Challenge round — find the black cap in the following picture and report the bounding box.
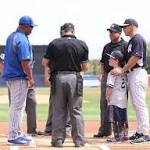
[120,18,138,28]
[106,50,124,62]
[61,23,74,31]
[107,23,122,32]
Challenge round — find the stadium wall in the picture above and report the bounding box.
[0,45,47,86]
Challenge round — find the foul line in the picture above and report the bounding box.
[10,146,19,150]
[99,144,110,150]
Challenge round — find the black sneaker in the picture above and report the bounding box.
[129,132,143,140]
[35,130,51,136]
[27,131,45,136]
[44,130,52,136]
[130,135,150,144]
[93,132,110,138]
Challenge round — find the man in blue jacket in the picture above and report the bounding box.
[3,16,36,145]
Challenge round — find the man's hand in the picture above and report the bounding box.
[106,96,110,102]
[42,58,50,86]
[44,77,50,86]
[111,67,123,76]
[28,78,35,88]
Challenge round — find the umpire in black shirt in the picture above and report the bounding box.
[42,23,89,147]
[94,23,128,138]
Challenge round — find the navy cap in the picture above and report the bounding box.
[106,50,124,62]
[19,16,37,27]
[60,25,64,31]
[107,23,122,33]
[120,18,138,28]
[61,23,74,30]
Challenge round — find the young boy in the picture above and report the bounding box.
[106,50,128,142]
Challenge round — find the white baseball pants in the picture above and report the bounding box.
[127,68,149,135]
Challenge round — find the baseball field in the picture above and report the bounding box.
[0,87,150,149]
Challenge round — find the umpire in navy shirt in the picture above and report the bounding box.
[42,23,89,147]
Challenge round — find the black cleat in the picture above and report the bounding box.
[93,132,110,138]
[130,135,150,144]
[129,132,143,140]
[27,130,46,136]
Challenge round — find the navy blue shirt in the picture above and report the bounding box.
[3,29,33,81]
[125,34,147,68]
[44,35,89,73]
[101,39,128,73]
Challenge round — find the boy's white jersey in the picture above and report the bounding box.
[107,72,127,108]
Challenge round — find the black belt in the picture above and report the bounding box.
[126,66,144,73]
[54,71,80,75]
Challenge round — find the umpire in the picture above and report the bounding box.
[41,26,72,136]
[42,23,89,147]
[94,23,128,138]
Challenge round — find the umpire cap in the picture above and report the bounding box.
[107,50,124,62]
[107,23,122,32]
[61,23,74,31]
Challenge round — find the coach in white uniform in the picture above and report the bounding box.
[112,18,150,143]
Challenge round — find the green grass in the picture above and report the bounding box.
[83,88,150,121]
[0,104,9,121]
[0,87,150,122]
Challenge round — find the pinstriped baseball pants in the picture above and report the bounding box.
[127,68,149,135]
[6,80,28,140]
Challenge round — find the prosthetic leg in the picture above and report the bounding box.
[113,122,128,141]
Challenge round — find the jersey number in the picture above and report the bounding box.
[121,78,126,88]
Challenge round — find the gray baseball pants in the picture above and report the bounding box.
[25,88,37,133]
[45,95,71,134]
[51,73,85,145]
[7,80,28,140]
[8,87,37,134]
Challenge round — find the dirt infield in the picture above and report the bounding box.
[0,121,150,150]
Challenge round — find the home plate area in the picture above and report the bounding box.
[0,134,150,150]
[0,121,150,150]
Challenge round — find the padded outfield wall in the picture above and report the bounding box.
[0,45,150,87]
[0,45,47,86]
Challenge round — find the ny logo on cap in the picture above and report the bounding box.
[111,24,115,28]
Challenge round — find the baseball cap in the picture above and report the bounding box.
[107,23,122,33]
[19,16,37,27]
[60,25,64,31]
[106,50,124,62]
[120,18,138,28]
[61,23,74,30]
